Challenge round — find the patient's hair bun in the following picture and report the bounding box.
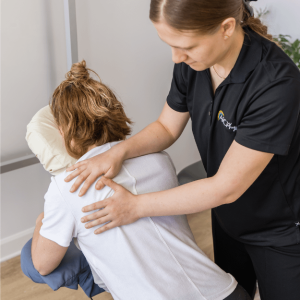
[66,60,90,81]
[50,59,132,159]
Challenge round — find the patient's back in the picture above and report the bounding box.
[46,141,236,300]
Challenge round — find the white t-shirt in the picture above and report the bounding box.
[40,141,237,300]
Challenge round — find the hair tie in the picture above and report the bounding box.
[243,0,257,17]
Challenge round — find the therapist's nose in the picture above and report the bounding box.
[172,48,188,64]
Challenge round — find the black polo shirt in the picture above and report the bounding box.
[167,26,300,247]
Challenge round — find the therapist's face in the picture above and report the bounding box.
[153,20,236,71]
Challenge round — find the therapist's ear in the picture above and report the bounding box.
[220,17,236,39]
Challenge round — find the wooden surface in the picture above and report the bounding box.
[1,210,259,300]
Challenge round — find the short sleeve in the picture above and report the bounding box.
[40,177,77,247]
[167,63,189,112]
[235,78,300,155]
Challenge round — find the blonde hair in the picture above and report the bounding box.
[50,60,132,159]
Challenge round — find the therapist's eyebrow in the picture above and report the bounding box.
[157,34,196,50]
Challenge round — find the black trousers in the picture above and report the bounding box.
[212,210,300,300]
[224,284,252,300]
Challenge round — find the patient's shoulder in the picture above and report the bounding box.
[121,151,178,194]
[52,143,112,191]
[44,176,65,202]
[130,151,176,172]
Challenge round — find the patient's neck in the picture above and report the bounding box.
[83,140,123,155]
[87,144,97,152]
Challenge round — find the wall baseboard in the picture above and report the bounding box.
[1,227,35,263]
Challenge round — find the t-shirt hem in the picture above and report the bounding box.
[39,230,70,248]
[149,216,238,300]
[166,98,189,113]
[205,275,238,300]
[235,135,290,155]
[213,208,300,247]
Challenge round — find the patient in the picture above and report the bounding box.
[30,60,250,300]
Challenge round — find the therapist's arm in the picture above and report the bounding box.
[81,140,274,233]
[31,213,68,276]
[138,140,274,216]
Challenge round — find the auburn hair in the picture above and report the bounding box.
[150,0,277,44]
[50,60,132,159]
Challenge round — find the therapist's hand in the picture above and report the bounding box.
[80,177,142,234]
[64,145,125,196]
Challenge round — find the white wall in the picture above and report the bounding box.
[1,0,68,162]
[1,0,66,261]
[252,0,300,40]
[1,164,51,261]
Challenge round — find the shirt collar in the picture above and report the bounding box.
[217,26,263,86]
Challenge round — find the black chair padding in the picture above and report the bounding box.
[177,160,207,186]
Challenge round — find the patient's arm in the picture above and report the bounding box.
[31,212,68,276]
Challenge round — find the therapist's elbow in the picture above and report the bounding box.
[213,175,239,205]
[220,186,242,205]
[222,193,238,205]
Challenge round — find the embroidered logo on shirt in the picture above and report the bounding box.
[218,110,237,132]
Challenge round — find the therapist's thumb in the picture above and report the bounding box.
[100,177,120,191]
[95,169,115,190]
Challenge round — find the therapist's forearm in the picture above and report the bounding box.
[115,120,176,160]
[111,102,190,163]
[138,175,231,218]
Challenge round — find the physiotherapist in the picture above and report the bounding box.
[65,1,300,299]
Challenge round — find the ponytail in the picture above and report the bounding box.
[241,1,279,45]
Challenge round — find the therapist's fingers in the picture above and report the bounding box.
[82,199,108,213]
[95,179,105,190]
[94,221,118,235]
[69,171,91,193]
[95,168,116,190]
[64,165,87,183]
[65,161,86,175]
[78,172,102,196]
[81,207,107,223]
[85,215,112,229]
[100,177,121,192]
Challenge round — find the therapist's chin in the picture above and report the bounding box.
[186,61,206,71]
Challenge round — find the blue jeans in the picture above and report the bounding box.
[21,238,104,298]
